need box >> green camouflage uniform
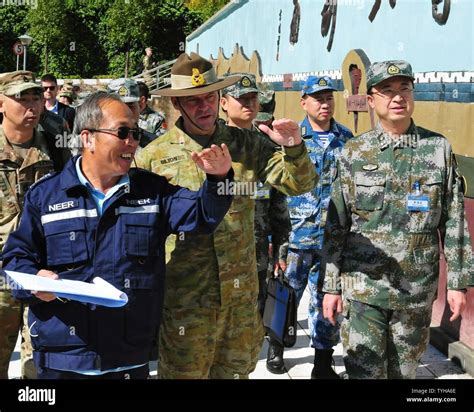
[252,126,291,315]
[137,118,316,378]
[254,183,291,313]
[0,126,70,379]
[138,106,167,137]
[322,121,473,378]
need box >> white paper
[5,270,128,308]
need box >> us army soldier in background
[0,71,70,379]
[322,60,473,379]
[137,53,316,379]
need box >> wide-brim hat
[152,52,240,97]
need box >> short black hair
[137,82,149,99]
[41,73,58,84]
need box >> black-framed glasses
[43,86,56,91]
[371,86,414,99]
[87,127,142,141]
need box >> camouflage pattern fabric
[0,289,20,379]
[285,249,340,350]
[341,300,431,379]
[288,118,353,250]
[366,60,415,91]
[158,304,263,379]
[136,118,316,378]
[283,118,351,349]
[254,181,291,315]
[143,55,154,71]
[138,106,167,137]
[221,73,258,98]
[322,121,473,309]
[0,126,64,379]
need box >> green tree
[27,0,109,77]
[26,0,68,74]
[0,5,30,72]
[185,0,229,20]
[0,0,206,78]
[102,0,202,77]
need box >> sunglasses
[43,86,56,91]
[87,127,142,141]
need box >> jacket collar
[59,155,85,191]
[300,117,343,138]
[375,120,419,150]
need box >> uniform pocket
[124,279,156,347]
[354,171,386,211]
[407,172,443,233]
[44,220,89,267]
[413,246,438,265]
[30,301,89,348]
[123,214,159,257]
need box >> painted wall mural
[321,0,452,52]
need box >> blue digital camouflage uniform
[322,121,473,378]
[285,117,353,349]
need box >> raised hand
[191,143,232,179]
[258,118,302,147]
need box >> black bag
[263,270,297,347]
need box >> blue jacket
[287,117,353,250]
[2,156,233,372]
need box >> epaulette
[29,171,59,190]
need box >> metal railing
[132,59,176,91]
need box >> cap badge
[118,86,129,97]
[318,78,328,87]
[191,68,205,87]
[241,77,251,87]
[387,64,400,75]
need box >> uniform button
[66,266,74,271]
[138,258,146,265]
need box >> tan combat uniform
[137,119,316,379]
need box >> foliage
[0,0,205,77]
[0,5,30,72]
[184,0,229,20]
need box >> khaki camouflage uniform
[322,121,473,378]
[137,118,316,378]
[0,126,70,379]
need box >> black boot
[311,349,339,379]
[266,339,285,374]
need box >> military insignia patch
[318,78,328,87]
[362,164,379,171]
[241,76,251,87]
[387,64,400,75]
[191,68,205,87]
[118,86,129,97]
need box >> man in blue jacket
[2,92,234,379]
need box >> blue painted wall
[187,0,473,74]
